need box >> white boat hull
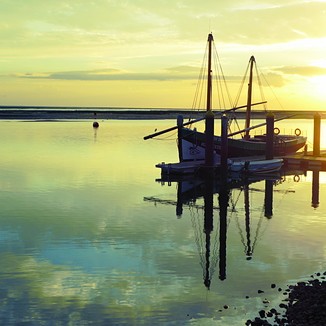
[229,158,283,174]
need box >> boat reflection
[145,169,313,289]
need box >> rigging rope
[233,60,250,109]
[189,38,234,126]
[256,64,285,111]
[255,63,267,112]
[212,45,234,111]
[190,42,209,121]
[153,130,178,141]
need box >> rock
[248,272,326,325]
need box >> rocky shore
[247,272,326,326]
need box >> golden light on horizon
[0,0,325,110]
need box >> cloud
[255,72,285,88]
[210,1,326,45]
[1,0,325,52]
[272,66,326,77]
[4,65,290,88]
[7,64,266,83]
[9,66,202,81]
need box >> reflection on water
[0,120,326,325]
[146,167,326,324]
[151,172,295,290]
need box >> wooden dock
[281,150,326,171]
[156,150,326,176]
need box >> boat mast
[206,33,213,112]
[244,56,255,140]
[205,33,215,169]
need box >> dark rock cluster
[246,272,326,326]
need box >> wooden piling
[266,111,275,160]
[220,114,229,173]
[177,115,184,162]
[205,110,215,170]
[313,112,321,157]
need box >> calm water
[0,118,326,325]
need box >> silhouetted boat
[179,35,306,159]
[145,34,307,160]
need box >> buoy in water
[93,121,99,128]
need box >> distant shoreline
[0,109,325,120]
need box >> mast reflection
[203,177,214,289]
[145,168,319,289]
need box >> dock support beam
[177,115,184,162]
[266,111,275,160]
[220,114,229,174]
[313,112,321,157]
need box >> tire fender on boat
[295,128,301,136]
[294,175,300,182]
[274,127,280,135]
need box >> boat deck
[156,161,207,175]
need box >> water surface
[0,119,326,325]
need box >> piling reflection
[148,167,319,290]
[264,180,274,218]
[312,169,320,208]
[218,176,228,282]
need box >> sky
[0,0,326,111]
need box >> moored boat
[145,33,307,169]
[181,127,306,160]
[179,49,307,159]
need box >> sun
[308,75,326,104]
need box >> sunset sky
[1,0,326,111]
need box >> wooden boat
[156,154,230,175]
[180,126,307,159]
[155,153,282,175]
[179,46,307,159]
[155,161,205,175]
